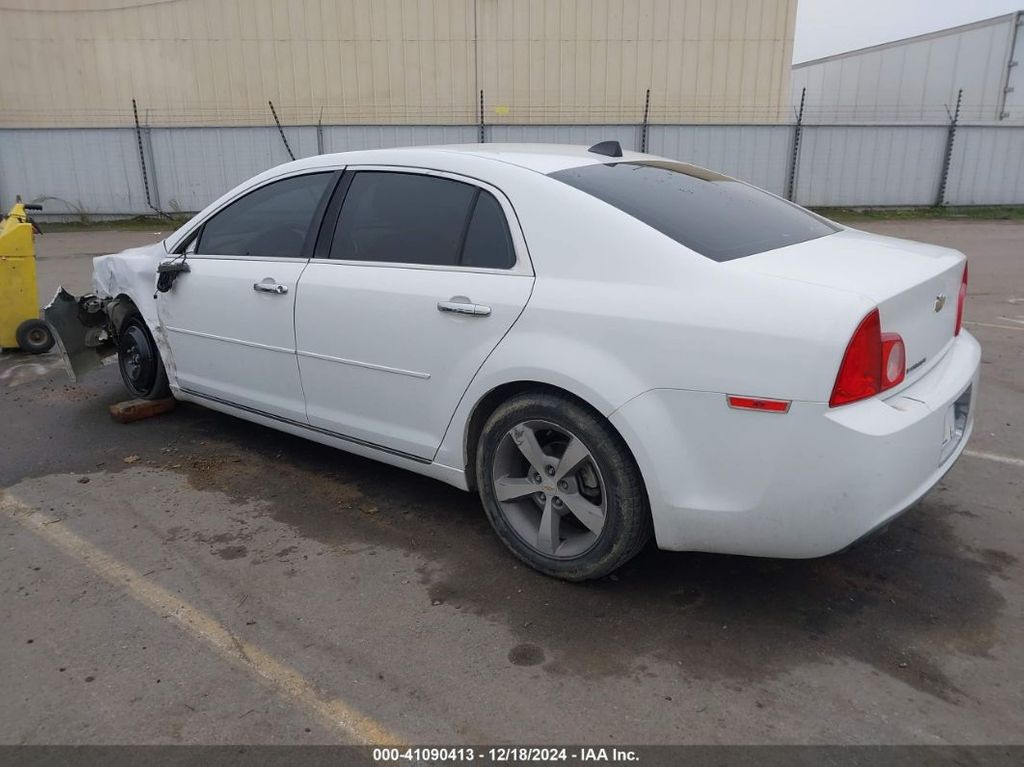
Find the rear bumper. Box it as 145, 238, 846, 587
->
609, 331, 981, 558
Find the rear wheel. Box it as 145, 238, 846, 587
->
476, 392, 652, 581
15, 319, 54, 354
117, 315, 170, 400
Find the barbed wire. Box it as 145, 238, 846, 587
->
1, 100, 1022, 128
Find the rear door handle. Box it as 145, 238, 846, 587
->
437, 297, 491, 317
253, 279, 288, 295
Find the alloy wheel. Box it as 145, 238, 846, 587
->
490, 419, 607, 559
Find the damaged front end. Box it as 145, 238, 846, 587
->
44, 289, 136, 382
43, 240, 181, 384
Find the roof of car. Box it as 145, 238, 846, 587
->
165, 143, 657, 253
301, 142, 651, 175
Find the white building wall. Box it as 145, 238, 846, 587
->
791, 13, 1024, 123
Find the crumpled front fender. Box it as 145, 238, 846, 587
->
44, 240, 175, 385
44, 288, 116, 383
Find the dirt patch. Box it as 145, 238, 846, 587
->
31, 383, 101, 403
508, 643, 545, 666
214, 545, 248, 560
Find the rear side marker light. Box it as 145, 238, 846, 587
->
727, 395, 791, 413
955, 261, 968, 336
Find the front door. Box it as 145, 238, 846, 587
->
295, 168, 534, 460
158, 171, 336, 423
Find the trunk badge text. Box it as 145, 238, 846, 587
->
934, 294, 947, 312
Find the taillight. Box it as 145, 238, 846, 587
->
830, 309, 906, 407
955, 261, 968, 336
830, 310, 881, 407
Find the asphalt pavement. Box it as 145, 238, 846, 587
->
1, 221, 1021, 745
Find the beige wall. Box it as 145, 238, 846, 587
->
0, 0, 795, 127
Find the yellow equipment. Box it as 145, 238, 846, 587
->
0, 199, 54, 353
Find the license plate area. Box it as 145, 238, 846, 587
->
939, 383, 972, 464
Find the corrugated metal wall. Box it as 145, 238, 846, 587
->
487, 124, 640, 147
947, 126, 1024, 205
475, 0, 795, 123
647, 124, 792, 195
0, 129, 148, 215
794, 126, 948, 206
0, 0, 795, 127
3, 123, 1023, 215
322, 125, 481, 151
150, 128, 320, 213
0, 0, 480, 127
791, 13, 1023, 123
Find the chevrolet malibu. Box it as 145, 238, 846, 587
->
47, 142, 979, 581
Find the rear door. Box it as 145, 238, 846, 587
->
295, 167, 534, 460
157, 171, 337, 422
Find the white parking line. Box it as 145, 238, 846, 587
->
964, 449, 1024, 468
964, 321, 1024, 332
1, 494, 403, 745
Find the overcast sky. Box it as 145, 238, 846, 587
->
794, 0, 1023, 63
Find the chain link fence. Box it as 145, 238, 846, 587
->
2, 102, 1022, 217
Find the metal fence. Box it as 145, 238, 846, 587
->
2, 121, 1023, 217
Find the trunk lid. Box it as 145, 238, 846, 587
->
729, 227, 966, 390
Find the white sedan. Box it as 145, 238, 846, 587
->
47, 142, 980, 581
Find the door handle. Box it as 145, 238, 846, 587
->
437, 297, 491, 317
253, 280, 288, 295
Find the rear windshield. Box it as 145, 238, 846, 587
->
548, 161, 838, 262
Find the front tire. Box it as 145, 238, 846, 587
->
476, 392, 652, 581
117, 315, 170, 400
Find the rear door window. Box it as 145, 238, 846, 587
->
330, 172, 473, 266
328, 171, 516, 269
461, 190, 516, 269
548, 161, 838, 261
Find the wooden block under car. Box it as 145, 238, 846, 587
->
108, 397, 176, 423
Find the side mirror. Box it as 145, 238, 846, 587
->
156, 259, 190, 293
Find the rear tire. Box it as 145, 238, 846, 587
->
476, 392, 652, 581
117, 315, 170, 400
16, 319, 54, 354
